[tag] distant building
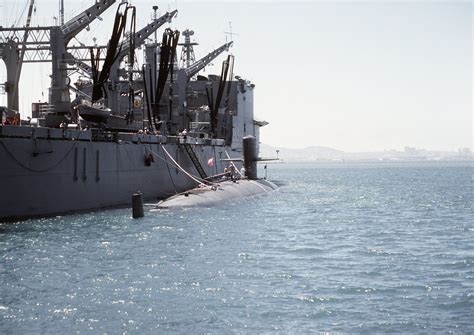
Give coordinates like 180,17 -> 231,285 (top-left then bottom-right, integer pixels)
458,147 -> 472,156
404,146 -> 417,155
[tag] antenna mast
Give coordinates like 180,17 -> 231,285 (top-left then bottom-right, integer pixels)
152,5 -> 158,44
59,0 -> 64,25
224,22 -> 237,42
179,29 -> 197,68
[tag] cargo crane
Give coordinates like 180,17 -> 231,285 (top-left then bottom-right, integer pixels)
175,41 -> 233,131
182,41 -> 233,80
70,10 -> 176,80
106,10 -> 178,114
0,0 -> 117,126
45,0 -> 116,119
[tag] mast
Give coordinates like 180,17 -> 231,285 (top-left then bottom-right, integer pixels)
179,29 -> 197,69
59,0 -> 64,26
153,5 -> 158,45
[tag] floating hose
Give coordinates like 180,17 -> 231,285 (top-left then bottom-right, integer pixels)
159,144 -> 215,188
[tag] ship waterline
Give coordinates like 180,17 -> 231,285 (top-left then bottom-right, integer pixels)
0,127 -> 230,219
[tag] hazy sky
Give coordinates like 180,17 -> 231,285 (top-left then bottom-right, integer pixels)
0,0 -> 472,151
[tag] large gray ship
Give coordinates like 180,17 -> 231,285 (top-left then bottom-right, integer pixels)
0,0 -> 267,221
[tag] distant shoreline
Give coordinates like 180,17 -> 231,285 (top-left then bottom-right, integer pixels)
264,159 -> 473,165
260,143 -> 473,164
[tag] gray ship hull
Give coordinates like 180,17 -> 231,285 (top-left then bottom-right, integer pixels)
0,125 -> 231,220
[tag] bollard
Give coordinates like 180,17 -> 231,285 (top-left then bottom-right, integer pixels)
132,193 -> 144,218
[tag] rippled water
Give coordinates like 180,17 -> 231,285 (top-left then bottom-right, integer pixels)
1,161 -> 473,333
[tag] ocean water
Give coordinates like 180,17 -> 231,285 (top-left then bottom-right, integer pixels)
1,161 -> 473,333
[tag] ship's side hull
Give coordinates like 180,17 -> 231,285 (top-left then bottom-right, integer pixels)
0,127 -> 230,220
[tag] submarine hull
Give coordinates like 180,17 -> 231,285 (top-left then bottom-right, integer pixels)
156,179 -> 278,209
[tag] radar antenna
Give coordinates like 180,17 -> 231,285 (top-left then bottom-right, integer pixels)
224,21 -> 238,45
178,29 -> 198,68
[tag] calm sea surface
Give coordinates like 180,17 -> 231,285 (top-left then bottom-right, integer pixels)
1,161 -> 473,333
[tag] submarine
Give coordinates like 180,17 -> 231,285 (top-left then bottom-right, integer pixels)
156,135 -> 279,209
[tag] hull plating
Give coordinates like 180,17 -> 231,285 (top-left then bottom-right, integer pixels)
0,131 -> 230,220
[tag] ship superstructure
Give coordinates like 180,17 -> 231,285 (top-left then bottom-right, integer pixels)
0,1 -> 267,220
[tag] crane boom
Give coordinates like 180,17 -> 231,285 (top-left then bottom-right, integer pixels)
119,10 -> 177,61
184,41 -> 233,80
69,10 -> 178,76
61,0 -> 116,43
